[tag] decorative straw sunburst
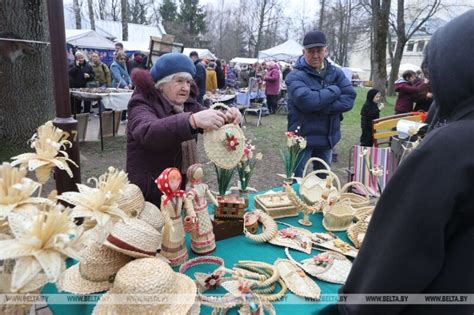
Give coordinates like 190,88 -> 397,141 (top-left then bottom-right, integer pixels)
58,167 -> 129,226
0,162 -> 52,219
11,121 -> 78,184
0,205 -> 80,292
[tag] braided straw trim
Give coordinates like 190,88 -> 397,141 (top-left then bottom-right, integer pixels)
275,259 -> 321,300
284,184 -> 320,214
354,206 -> 374,222
243,211 -> 277,243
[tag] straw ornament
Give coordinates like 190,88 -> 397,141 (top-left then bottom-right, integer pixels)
11,121 -> 78,184
155,167 -> 186,206
0,163 -> 53,219
0,205 -> 80,292
243,210 -> 278,243
58,167 -> 129,226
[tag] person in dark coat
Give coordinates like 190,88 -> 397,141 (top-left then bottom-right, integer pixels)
286,30 -> 356,177
264,60 -> 281,114
189,51 -> 207,105
127,52 -> 146,75
68,51 -> 95,114
126,53 -> 241,206
394,70 -> 424,114
360,88 -> 382,146
339,10 -> 474,315
215,59 -> 226,90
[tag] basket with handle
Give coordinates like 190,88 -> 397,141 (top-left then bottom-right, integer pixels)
339,181 -> 370,208
322,199 -> 356,232
299,165 -> 342,206
203,103 -> 246,170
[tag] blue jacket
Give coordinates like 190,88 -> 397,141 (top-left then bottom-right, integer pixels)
285,56 -> 356,149
110,61 -> 132,88
193,60 -> 207,98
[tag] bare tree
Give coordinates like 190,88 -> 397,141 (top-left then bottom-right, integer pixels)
370,0 -> 391,94
0,0 -> 54,148
73,0 -> 82,29
386,0 -> 441,95
87,0 -> 95,30
111,0 -> 120,21
121,0 -> 129,41
319,0 -> 326,29
96,0 -> 107,20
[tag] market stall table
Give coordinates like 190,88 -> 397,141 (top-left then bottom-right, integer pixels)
70,88 -> 133,150
43,186 -> 346,315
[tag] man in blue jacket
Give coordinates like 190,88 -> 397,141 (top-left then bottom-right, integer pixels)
189,51 -> 207,106
286,30 -> 356,177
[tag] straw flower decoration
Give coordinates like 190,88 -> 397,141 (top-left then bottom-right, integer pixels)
0,162 -> 52,219
11,121 -> 78,184
0,205 -> 80,292
58,167 -> 129,226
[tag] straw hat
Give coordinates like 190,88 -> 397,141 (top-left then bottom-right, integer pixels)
93,257 -> 197,315
103,218 -> 161,258
116,184 -> 145,218
137,201 -> 164,232
60,242 -> 132,294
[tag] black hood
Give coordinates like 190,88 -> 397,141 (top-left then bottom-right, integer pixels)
366,88 -> 379,103
427,10 -> 474,119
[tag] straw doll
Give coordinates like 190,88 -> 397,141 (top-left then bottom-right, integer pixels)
186,164 -> 219,255
155,168 -> 196,267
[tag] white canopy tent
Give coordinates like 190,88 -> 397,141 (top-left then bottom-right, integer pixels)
65,29 -> 115,50
388,63 -> 421,74
122,40 -> 150,53
230,57 -> 259,64
258,40 -> 303,61
182,48 -> 217,60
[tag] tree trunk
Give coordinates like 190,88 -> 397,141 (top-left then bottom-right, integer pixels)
0,0 -> 54,149
253,0 -> 267,58
87,0 -> 95,30
121,0 -> 128,41
319,0 -> 325,29
370,0 -> 391,95
73,0 -> 81,29
387,0 -> 406,96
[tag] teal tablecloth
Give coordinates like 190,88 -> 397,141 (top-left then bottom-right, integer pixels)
43,186 -> 345,314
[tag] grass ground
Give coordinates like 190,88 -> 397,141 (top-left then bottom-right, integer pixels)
1,87 -> 396,193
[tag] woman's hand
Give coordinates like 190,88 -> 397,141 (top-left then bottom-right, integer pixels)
190,109 -> 226,130
225,107 -> 242,125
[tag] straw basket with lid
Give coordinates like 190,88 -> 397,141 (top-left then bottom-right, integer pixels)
203,103 -> 246,170
93,257 -> 197,315
60,241 -> 132,294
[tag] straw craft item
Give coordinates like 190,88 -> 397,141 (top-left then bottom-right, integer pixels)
347,220 -> 370,248
60,241 -> 132,294
354,206 -> 375,222
254,191 -> 299,219
103,218 -> 161,258
314,238 -> 358,259
58,167 -> 129,227
243,210 -> 278,243
299,158 -> 341,206
11,121 -> 78,184
0,162 -> 53,218
269,226 -> 313,254
339,181 -> 370,208
322,200 -> 356,232
275,259 -> 321,300
283,184 -> 320,215
203,103 -> 246,170
138,201 -> 164,232
93,257 -> 197,315
116,183 -> 145,218
285,248 -> 352,285
0,205 -> 80,292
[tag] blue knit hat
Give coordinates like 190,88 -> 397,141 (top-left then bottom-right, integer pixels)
150,53 -> 196,82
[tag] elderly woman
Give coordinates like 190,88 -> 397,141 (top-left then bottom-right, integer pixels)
127,53 -> 241,206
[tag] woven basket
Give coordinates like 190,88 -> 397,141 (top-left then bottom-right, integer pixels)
339,181 -> 370,208
322,200 -> 355,232
347,220 -> 369,248
354,206 -> 374,222
203,103 -> 246,170
299,168 -> 341,206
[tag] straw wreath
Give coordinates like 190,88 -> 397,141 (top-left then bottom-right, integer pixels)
11,121 -> 78,184
0,162 -> 53,219
58,167 -> 129,226
243,210 -> 278,243
0,205 -> 80,292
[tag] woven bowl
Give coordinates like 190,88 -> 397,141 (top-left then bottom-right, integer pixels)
322,201 -> 355,232
339,181 -> 370,208
354,206 -> 375,222
347,221 -> 369,248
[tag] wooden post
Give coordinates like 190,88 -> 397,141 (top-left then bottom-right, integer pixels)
47,0 -> 81,193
